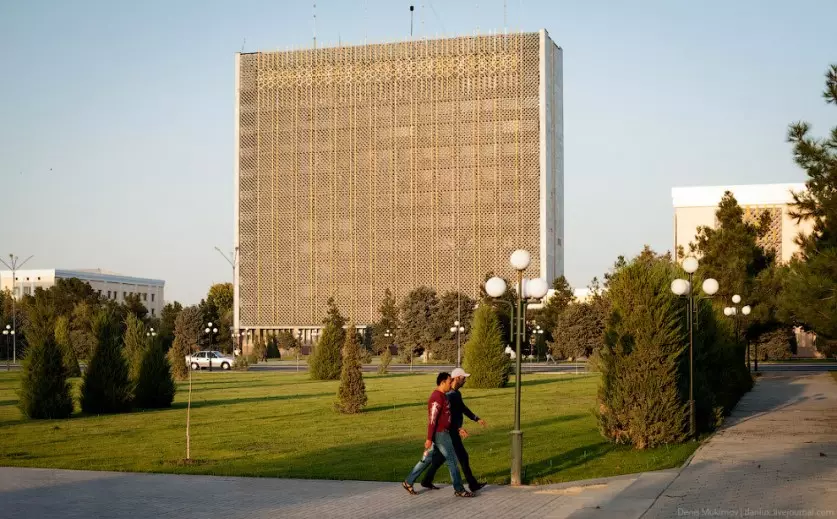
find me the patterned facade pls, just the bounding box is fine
[742,207,783,260]
[235,31,563,330]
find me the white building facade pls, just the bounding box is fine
[672,183,812,263]
[0,269,165,318]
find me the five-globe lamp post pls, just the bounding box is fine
[2,324,13,371]
[724,296,753,371]
[484,249,549,486]
[204,323,218,372]
[384,329,401,371]
[670,256,719,439]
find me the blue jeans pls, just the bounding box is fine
[405,431,464,492]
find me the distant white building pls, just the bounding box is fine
[672,183,812,263]
[0,269,165,318]
[543,287,606,304]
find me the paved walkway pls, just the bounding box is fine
[1,373,835,518]
[641,372,837,518]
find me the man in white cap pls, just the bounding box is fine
[420,367,487,492]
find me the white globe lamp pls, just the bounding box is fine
[485,277,507,298]
[682,257,699,274]
[525,278,549,299]
[702,278,719,296]
[509,249,531,271]
[671,279,690,296]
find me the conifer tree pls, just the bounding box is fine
[336,322,367,413]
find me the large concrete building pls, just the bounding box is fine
[0,269,165,317]
[235,30,564,339]
[672,183,812,263]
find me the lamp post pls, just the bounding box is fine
[450,321,465,367]
[204,322,218,372]
[1,253,33,364]
[484,249,549,486]
[296,329,303,372]
[3,324,13,371]
[146,327,157,339]
[384,328,398,370]
[670,256,719,439]
[531,324,544,361]
[724,297,752,371]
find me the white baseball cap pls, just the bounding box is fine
[451,368,470,378]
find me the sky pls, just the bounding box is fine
[1,0,835,305]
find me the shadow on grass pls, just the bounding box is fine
[516,376,595,389]
[0,399,18,406]
[364,401,425,413]
[171,392,333,410]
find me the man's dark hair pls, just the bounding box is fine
[436,372,451,386]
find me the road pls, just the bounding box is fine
[1,361,835,374]
[250,361,593,374]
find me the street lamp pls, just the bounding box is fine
[450,320,465,367]
[3,324,13,371]
[530,324,544,361]
[724,297,752,371]
[671,256,719,439]
[484,249,549,486]
[384,328,401,371]
[296,329,303,372]
[204,322,218,372]
[146,327,157,338]
[1,253,33,364]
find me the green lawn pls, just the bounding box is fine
[0,371,697,485]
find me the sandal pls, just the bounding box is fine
[454,490,476,498]
[402,481,418,495]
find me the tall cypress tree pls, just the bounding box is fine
[18,301,73,419]
[81,310,133,414]
[598,253,687,448]
[123,313,148,388]
[336,322,367,413]
[463,304,509,389]
[54,315,81,378]
[134,339,176,409]
[309,298,345,380]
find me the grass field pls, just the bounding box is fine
[0,370,697,485]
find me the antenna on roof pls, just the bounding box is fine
[503,0,507,32]
[410,5,414,37]
[313,1,317,48]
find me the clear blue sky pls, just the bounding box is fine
[1,0,834,305]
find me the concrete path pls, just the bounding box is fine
[1,373,835,518]
[640,372,837,518]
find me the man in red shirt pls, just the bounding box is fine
[402,372,475,498]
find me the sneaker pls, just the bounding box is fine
[402,481,418,495]
[420,483,441,490]
[454,490,476,498]
[469,482,487,492]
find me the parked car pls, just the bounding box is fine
[186,350,233,370]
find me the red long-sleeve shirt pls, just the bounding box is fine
[427,389,452,442]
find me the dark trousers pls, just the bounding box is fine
[421,428,478,489]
